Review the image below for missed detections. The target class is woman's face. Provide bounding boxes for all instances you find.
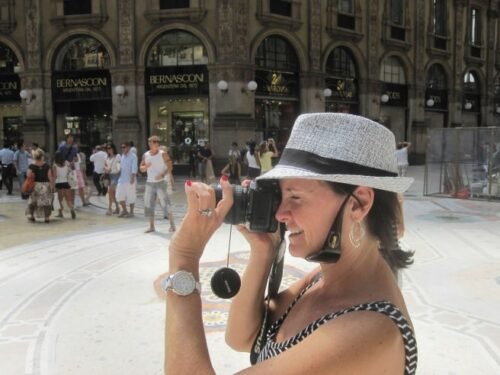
[276,179,343,257]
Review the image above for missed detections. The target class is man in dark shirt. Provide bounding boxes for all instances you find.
[58,134,79,162]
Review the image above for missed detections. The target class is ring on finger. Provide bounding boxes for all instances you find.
[198,208,213,217]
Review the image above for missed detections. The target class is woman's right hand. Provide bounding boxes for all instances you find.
[236,224,281,261]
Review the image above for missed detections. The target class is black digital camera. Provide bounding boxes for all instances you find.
[213,180,281,232]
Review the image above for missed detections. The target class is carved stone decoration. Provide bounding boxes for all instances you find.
[25,0,41,69]
[309,0,322,71]
[217,0,248,63]
[118,0,134,66]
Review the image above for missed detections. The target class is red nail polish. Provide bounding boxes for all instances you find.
[185,180,192,187]
[221,175,228,182]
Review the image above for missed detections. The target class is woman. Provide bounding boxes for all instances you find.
[27,148,53,223]
[221,154,241,185]
[71,152,90,207]
[245,140,260,179]
[104,143,121,215]
[52,151,76,219]
[164,113,417,374]
[258,138,279,175]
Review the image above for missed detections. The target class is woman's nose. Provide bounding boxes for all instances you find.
[275,201,289,223]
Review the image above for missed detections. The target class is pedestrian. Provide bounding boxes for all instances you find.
[140,136,175,233]
[188,144,198,179]
[71,151,90,207]
[104,143,121,216]
[0,142,15,194]
[221,154,241,184]
[395,141,411,177]
[14,143,30,196]
[197,141,214,183]
[116,142,137,217]
[27,148,53,223]
[228,141,241,161]
[245,140,260,179]
[52,151,76,219]
[129,141,137,155]
[89,145,108,196]
[259,138,279,174]
[164,113,417,374]
[159,145,175,218]
[58,134,79,163]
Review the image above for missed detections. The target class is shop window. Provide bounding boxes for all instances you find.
[270,0,292,17]
[160,0,189,9]
[147,31,208,67]
[469,7,483,59]
[463,70,481,112]
[426,64,446,90]
[425,64,448,110]
[63,0,91,15]
[54,36,110,71]
[0,0,16,34]
[380,56,406,84]
[388,0,406,42]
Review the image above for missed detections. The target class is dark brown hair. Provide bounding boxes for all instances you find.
[329,182,414,271]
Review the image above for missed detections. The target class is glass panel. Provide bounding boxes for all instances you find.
[338,0,353,14]
[54,36,110,71]
[63,0,91,15]
[269,0,292,17]
[0,43,20,73]
[147,31,208,67]
[471,8,481,45]
[337,14,355,29]
[433,0,447,36]
[160,0,190,9]
[255,36,299,72]
[390,0,404,26]
[380,56,406,84]
[464,71,479,93]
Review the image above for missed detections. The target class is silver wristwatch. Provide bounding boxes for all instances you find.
[161,270,201,296]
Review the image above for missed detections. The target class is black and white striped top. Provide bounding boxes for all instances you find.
[257,280,418,375]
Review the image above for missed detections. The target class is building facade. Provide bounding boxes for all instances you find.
[0,0,499,167]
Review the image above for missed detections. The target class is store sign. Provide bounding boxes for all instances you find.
[255,70,299,97]
[426,89,448,110]
[52,70,111,101]
[0,74,20,101]
[381,83,408,107]
[326,77,357,101]
[146,66,209,96]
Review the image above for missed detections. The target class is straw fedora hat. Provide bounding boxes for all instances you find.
[257,113,413,193]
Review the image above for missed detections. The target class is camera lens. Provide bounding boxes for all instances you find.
[213,184,248,225]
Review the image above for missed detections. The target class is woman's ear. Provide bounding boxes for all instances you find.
[349,186,374,221]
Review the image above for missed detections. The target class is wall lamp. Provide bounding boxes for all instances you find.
[19,89,36,104]
[380,93,389,103]
[316,88,333,100]
[464,101,472,110]
[217,80,228,94]
[115,84,128,99]
[426,98,435,107]
[241,80,258,95]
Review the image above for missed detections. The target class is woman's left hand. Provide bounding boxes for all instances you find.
[169,177,233,263]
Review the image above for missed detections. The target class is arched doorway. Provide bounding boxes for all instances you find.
[379,55,408,144]
[145,30,209,169]
[425,63,448,128]
[462,70,481,127]
[324,46,359,114]
[254,36,300,150]
[0,43,22,146]
[52,36,112,157]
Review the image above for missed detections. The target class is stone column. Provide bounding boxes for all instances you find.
[113,0,141,153]
[450,0,467,127]
[485,6,499,126]
[366,0,382,121]
[211,0,255,163]
[22,0,50,150]
[305,0,324,113]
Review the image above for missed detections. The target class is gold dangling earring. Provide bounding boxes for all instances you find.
[349,221,365,248]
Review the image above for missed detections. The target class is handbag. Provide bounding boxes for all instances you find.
[67,169,77,189]
[21,173,35,194]
[100,173,110,188]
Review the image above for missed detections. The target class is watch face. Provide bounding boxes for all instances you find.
[172,272,196,296]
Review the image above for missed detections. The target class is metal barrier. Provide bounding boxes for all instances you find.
[424,127,500,200]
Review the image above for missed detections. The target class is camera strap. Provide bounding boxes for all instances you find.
[249,223,286,365]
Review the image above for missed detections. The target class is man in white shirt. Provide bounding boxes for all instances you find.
[116,142,138,217]
[90,145,108,196]
[0,143,15,194]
